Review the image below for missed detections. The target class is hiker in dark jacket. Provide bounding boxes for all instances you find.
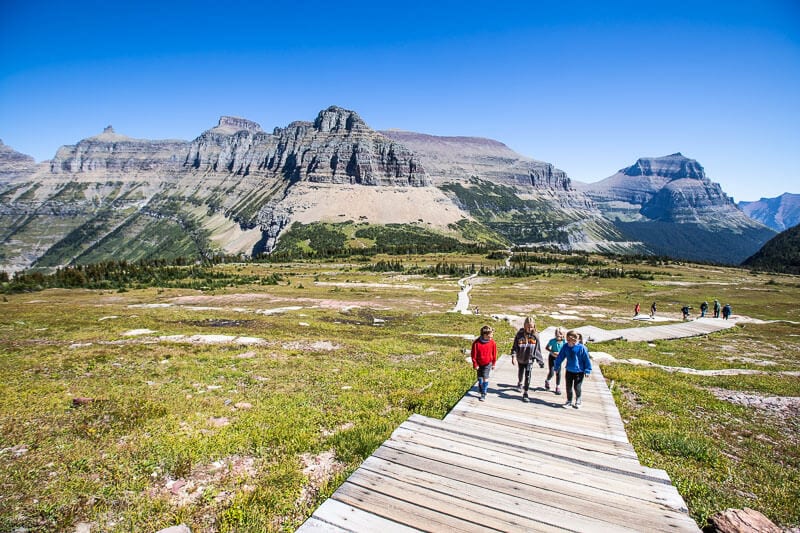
[511,316,544,402]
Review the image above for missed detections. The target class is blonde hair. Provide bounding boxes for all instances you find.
[555,327,565,337]
[523,316,538,332]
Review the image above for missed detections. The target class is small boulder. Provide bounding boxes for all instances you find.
[703,508,780,533]
[155,525,191,533]
[72,397,95,407]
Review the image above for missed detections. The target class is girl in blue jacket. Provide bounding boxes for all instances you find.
[553,330,592,409]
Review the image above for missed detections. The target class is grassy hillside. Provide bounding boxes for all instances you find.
[742,223,800,274]
[1,253,798,531]
[615,221,776,264]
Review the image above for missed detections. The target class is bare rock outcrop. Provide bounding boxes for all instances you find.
[0,140,37,182]
[49,126,188,174]
[185,106,429,187]
[703,508,781,533]
[380,130,572,192]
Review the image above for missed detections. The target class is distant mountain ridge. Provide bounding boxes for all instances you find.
[739,193,800,232]
[0,108,780,272]
[576,153,775,263]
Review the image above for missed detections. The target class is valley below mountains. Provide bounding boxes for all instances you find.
[0,106,778,273]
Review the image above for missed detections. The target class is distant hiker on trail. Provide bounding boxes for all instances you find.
[545,327,566,395]
[700,301,708,317]
[650,302,657,318]
[511,316,544,403]
[681,305,691,320]
[722,303,732,320]
[553,330,592,409]
[714,299,721,318]
[471,325,497,401]
[634,303,640,316]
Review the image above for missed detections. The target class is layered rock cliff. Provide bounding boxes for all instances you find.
[577,153,775,262]
[380,130,571,192]
[0,107,441,272]
[0,113,779,271]
[49,126,188,175]
[0,140,37,182]
[187,108,429,187]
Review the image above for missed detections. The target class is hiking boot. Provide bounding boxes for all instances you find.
[544,380,550,390]
[555,387,561,395]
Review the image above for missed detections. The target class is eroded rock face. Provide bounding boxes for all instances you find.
[582,153,760,225]
[0,140,37,182]
[49,126,188,174]
[380,130,572,192]
[186,106,429,187]
[739,193,800,232]
[623,152,706,180]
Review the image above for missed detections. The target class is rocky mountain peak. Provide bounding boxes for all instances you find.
[622,153,706,181]
[313,106,368,133]
[0,140,37,182]
[211,116,263,135]
[89,125,132,143]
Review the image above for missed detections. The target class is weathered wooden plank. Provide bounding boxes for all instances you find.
[296,498,421,532]
[346,463,644,532]
[381,428,686,511]
[448,399,632,444]
[446,397,632,440]
[360,453,695,531]
[402,414,642,469]
[333,480,508,532]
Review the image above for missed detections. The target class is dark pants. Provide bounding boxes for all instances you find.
[476,364,492,394]
[517,362,533,391]
[565,371,585,402]
[546,355,561,386]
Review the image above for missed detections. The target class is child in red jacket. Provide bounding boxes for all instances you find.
[471,325,497,401]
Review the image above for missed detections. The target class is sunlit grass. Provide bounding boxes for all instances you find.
[1,256,798,530]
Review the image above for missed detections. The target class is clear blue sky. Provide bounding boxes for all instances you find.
[1,0,798,201]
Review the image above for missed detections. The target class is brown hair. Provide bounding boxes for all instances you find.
[480,325,494,336]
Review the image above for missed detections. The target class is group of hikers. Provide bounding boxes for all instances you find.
[470,317,590,409]
[681,299,732,320]
[634,299,732,321]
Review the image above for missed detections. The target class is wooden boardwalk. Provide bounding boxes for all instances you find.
[297,350,699,532]
[568,317,737,343]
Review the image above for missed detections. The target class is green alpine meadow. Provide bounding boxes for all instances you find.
[1,252,798,531]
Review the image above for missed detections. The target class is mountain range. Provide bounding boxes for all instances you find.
[0,106,782,273]
[738,193,800,232]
